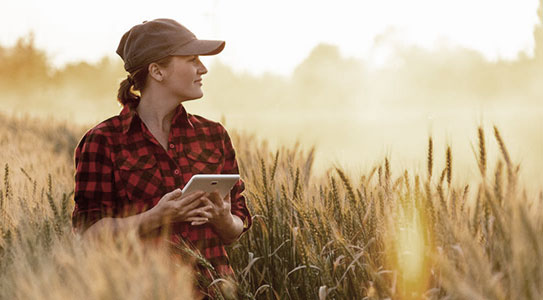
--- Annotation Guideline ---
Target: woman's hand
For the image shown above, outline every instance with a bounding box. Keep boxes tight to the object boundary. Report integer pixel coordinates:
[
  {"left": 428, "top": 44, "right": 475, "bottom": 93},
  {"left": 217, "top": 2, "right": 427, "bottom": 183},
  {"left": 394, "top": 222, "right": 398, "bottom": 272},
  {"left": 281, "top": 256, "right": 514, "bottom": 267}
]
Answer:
[
  {"left": 193, "top": 190, "right": 245, "bottom": 244},
  {"left": 150, "top": 189, "right": 212, "bottom": 225},
  {"left": 84, "top": 189, "right": 210, "bottom": 238},
  {"left": 191, "top": 190, "right": 231, "bottom": 226}
]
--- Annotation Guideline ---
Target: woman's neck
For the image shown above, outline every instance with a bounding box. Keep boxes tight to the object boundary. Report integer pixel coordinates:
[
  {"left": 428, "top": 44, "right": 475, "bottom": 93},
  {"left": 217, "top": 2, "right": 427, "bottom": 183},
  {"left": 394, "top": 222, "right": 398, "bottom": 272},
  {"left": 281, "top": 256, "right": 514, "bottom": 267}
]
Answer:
[{"left": 137, "top": 92, "right": 180, "bottom": 134}]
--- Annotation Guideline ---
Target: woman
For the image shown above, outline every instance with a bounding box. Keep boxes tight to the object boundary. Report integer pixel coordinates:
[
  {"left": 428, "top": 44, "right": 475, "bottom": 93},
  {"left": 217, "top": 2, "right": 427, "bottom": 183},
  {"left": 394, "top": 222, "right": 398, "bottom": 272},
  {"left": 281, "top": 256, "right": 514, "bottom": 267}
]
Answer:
[{"left": 72, "top": 18, "right": 252, "bottom": 298}]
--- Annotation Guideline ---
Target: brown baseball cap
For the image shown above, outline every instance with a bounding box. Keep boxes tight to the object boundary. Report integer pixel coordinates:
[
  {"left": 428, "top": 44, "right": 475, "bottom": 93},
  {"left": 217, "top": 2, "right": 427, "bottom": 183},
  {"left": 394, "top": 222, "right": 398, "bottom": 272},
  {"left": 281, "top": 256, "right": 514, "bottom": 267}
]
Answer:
[{"left": 116, "top": 18, "right": 225, "bottom": 73}]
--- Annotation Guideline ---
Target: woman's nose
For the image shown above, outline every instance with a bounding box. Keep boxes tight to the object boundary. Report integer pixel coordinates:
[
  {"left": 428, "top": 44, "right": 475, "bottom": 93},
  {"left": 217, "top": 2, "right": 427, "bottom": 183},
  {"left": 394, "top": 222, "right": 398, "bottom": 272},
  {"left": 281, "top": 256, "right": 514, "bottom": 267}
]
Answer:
[{"left": 197, "top": 60, "right": 208, "bottom": 75}]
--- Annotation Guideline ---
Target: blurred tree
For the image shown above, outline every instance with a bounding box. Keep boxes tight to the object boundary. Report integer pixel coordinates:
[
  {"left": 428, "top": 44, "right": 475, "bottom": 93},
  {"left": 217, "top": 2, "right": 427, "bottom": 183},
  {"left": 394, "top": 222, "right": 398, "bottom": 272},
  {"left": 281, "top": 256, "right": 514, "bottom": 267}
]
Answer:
[
  {"left": 52, "top": 56, "right": 125, "bottom": 100},
  {"left": 202, "top": 60, "right": 288, "bottom": 113},
  {"left": 291, "top": 44, "right": 366, "bottom": 110},
  {"left": 0, "top": 32, "right": 51, "bottom": 93}
]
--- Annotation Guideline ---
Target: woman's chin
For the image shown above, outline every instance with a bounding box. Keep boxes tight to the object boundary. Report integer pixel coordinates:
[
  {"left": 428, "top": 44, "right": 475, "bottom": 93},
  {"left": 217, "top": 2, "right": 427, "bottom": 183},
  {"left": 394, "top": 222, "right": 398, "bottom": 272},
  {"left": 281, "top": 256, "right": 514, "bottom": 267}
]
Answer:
[{"left": 181, "top": 94, "right": 204, "bottom": 102}]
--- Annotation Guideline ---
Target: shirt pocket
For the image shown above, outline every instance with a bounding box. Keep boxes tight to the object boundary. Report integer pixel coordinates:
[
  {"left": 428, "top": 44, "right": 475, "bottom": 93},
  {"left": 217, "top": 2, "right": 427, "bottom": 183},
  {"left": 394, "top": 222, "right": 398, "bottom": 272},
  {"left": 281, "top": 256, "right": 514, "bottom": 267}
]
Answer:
[
  {"left": 117, "top": 154, "right": 163, "bottom": 212},
  {"left": 185, "top": 146, "right": 224, "bottom": 174}
]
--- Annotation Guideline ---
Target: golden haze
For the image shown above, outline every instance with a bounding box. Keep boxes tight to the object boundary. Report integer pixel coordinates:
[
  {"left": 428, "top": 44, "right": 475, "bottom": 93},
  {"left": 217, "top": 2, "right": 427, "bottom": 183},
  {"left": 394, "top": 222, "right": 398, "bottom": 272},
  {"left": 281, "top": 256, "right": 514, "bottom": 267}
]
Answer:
[
  {"left": 1, "top": 22, "right": 542, "bottom": 192},
  {"left": 1, "top": 10, "right": 543, "bottom": 298}
]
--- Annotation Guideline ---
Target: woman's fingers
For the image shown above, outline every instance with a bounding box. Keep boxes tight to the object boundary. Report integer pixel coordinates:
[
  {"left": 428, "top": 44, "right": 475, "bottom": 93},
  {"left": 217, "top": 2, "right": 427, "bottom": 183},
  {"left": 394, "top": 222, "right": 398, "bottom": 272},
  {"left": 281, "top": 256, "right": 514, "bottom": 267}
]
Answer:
[
  {"left": 190, "top": 220, "right": 208, "bottom": 226},
  {"left": 186, "top": 216, "right": 208, "bottom": 222},
  {"left": 187, "top": 217, "right": 209, "bottom": 226},
  {"left": 179, "top": 195, "right": 204, "bottom": 211},
  {"left": 184, "top": 190, "right": 206, "bottom": 201},
  {"left": 184, "top": 203, "right": 211, "bottom": 215},
  {"left": 208, "top": 190, "right": 222, "bottom": 205},
  {"left": 172, "top": 191, "right": 205, "bottom": 210},
  {"left": 200, "top": 196, "right": 214, "bottom": 207},
  {"left": 164, "top": 188, "right": 183, "bottom": 201},
  {"left": 223, "top": 192, "right": 231, "bottom": 203},
  {"left": 171, "top": 190, "right": 204, "bottom": 202},
  {"left": 197, "top": 205, "right": 213, "bottom": 219}
]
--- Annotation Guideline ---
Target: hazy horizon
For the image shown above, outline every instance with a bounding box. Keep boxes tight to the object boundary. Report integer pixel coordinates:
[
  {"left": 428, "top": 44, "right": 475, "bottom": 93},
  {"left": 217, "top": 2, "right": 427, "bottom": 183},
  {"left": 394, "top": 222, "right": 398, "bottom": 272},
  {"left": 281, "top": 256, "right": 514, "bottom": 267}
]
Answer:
[
  {"left": 1, "top": 0, "right": 541, "bottom": 76},
  {"left": 2, "top": 1, "right": 543, "bottom": 193}
]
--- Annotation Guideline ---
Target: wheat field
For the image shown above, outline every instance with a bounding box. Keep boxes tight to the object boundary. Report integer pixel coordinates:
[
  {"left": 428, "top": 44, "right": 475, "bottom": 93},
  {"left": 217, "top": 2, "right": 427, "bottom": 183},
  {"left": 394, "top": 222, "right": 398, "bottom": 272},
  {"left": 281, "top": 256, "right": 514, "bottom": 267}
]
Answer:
[{"left": 0, "top": 111, "right": 541, "bottom": 300}]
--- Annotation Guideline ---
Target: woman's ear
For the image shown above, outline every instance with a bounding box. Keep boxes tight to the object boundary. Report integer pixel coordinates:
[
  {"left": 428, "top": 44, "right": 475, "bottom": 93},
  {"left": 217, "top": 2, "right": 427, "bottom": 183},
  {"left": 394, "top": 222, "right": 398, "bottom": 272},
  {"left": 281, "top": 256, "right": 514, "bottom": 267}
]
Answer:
[{"left": 148, "top": 62, "right": 164, "bottom": 82}]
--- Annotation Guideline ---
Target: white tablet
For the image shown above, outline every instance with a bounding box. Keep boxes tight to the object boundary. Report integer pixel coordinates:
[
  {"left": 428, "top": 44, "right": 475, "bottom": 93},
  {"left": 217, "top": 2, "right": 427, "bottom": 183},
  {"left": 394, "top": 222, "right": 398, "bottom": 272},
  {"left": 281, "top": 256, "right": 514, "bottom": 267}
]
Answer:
[{"left": 181, "top": 174, "right": 240, "bottom": 199}]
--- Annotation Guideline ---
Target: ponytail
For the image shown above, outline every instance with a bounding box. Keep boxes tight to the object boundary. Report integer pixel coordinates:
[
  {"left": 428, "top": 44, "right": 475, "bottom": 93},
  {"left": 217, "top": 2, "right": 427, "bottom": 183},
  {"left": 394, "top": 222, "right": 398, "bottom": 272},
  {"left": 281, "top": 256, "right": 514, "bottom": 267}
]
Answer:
[
  {"left": 116, "top": 56, "right": 174, "bottom": 107},
  {"left": 117, "top": 75, "right": 139, "bottom": 106}
]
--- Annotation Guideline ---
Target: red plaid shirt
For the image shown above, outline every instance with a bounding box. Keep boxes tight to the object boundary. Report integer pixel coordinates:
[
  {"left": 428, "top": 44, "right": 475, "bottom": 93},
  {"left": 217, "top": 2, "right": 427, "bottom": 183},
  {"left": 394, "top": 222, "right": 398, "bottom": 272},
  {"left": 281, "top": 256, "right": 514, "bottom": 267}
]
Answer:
[{"left": 72, "top": 99, "right": 251, "bottom": 278}]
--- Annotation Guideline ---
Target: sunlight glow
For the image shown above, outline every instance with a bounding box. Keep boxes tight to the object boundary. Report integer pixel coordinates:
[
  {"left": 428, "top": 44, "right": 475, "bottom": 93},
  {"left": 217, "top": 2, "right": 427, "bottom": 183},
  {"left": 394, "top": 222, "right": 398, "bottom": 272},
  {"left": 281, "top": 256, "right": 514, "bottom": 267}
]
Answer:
[
  {"left": 0, "top": 0, "right": 539, "bottom": 75},
  {"left": 386, "top": 205, "right": 431, "bottom": 299}
]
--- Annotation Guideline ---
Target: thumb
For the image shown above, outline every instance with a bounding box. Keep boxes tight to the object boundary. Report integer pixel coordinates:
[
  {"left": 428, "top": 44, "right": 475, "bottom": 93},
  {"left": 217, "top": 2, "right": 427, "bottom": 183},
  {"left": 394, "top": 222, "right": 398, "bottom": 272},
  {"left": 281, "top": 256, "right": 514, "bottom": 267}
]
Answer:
[
  {"left": 166, "top": 188, "right": 183, "bottom": 201},
  {"left": 211, "top": 189, "right": 223, "bottom": 204},
  {"left": 223, "top": 191, "right": 231, "bottom": 202}
]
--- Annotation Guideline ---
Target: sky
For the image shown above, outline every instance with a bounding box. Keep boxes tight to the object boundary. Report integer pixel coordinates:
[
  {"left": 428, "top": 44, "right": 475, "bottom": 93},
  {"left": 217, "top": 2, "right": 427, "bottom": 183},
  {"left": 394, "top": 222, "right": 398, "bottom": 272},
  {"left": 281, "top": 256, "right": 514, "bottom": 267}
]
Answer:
[
  {"left": 0, "top": 0, "right": 541, "bottom": 76},
  {"left": 1, "top": 0, "right": 542, "bottom": 191}
]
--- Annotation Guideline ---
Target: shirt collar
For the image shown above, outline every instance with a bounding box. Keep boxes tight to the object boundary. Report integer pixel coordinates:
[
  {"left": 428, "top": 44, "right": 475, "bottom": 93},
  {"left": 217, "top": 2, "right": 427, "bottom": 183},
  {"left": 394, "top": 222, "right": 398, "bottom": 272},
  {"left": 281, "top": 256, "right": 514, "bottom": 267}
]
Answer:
[{"left": 120, "top": 99, "right": 194, "bottom": 134}]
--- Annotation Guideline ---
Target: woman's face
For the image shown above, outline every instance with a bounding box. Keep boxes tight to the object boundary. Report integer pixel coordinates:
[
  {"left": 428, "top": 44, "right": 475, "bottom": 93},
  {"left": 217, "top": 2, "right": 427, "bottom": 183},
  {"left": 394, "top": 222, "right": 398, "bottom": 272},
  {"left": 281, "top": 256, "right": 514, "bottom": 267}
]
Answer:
[{"left": 161, "top": 55, "right": 208, "bottom": 101}]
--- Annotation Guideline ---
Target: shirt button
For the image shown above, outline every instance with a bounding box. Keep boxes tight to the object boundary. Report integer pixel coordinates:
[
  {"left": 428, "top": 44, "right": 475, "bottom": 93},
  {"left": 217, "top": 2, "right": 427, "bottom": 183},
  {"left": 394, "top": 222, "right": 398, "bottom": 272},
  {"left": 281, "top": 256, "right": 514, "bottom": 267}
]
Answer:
[
  {"left": 174, "top": 169, "right": 180, "bottom": 175},
  {"left": 169, "top": 144, "right": 175, "bottom": 149}
]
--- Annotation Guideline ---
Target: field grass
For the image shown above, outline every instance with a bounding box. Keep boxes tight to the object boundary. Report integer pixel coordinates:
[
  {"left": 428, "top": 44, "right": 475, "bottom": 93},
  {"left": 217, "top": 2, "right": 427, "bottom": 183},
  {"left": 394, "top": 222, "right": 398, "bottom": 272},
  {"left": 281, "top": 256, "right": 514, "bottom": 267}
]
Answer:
[{"left": 0, "top": 111, "right": 541, "bottom": 299}]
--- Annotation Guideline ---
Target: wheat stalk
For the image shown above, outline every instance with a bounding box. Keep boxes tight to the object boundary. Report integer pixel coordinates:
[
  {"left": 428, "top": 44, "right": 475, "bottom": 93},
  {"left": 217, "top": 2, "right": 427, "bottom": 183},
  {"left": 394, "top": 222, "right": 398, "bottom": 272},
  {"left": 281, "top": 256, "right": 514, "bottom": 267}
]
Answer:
[
  {"left": 427, "top": 137, "right": 433, "bottom": 181},
  {"left": 446, "top": 146, "right": 452, "bottom": 187},
  {"left": 478, "top": 127, "right": 487, "bottom": 178}
]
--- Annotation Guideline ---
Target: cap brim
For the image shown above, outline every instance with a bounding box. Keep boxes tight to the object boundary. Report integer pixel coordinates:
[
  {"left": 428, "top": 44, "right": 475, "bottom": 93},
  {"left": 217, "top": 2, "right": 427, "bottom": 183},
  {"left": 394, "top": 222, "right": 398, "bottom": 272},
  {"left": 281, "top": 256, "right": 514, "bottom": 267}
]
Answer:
[{"left": 172, "top": 39, "right": 225, "bottom": 56}]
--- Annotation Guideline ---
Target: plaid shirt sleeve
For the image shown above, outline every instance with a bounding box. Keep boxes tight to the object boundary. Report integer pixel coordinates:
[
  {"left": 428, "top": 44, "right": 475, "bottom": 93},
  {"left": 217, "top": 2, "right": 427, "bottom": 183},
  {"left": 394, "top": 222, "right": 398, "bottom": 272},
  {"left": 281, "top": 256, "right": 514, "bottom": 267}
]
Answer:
[
  {"left": 220, "top": 126, "right": 252, "bottom": 235},
  {"left": 72, "top": 129, "right": 116, "bottom": 234}
]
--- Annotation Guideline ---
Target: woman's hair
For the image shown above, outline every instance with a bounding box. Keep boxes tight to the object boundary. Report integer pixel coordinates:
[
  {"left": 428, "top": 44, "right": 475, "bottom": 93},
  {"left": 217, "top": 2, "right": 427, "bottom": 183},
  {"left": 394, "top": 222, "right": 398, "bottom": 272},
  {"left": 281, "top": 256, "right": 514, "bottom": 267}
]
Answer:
[{"left": 117, "top": 56, "right": 174, "bottom": 106}]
